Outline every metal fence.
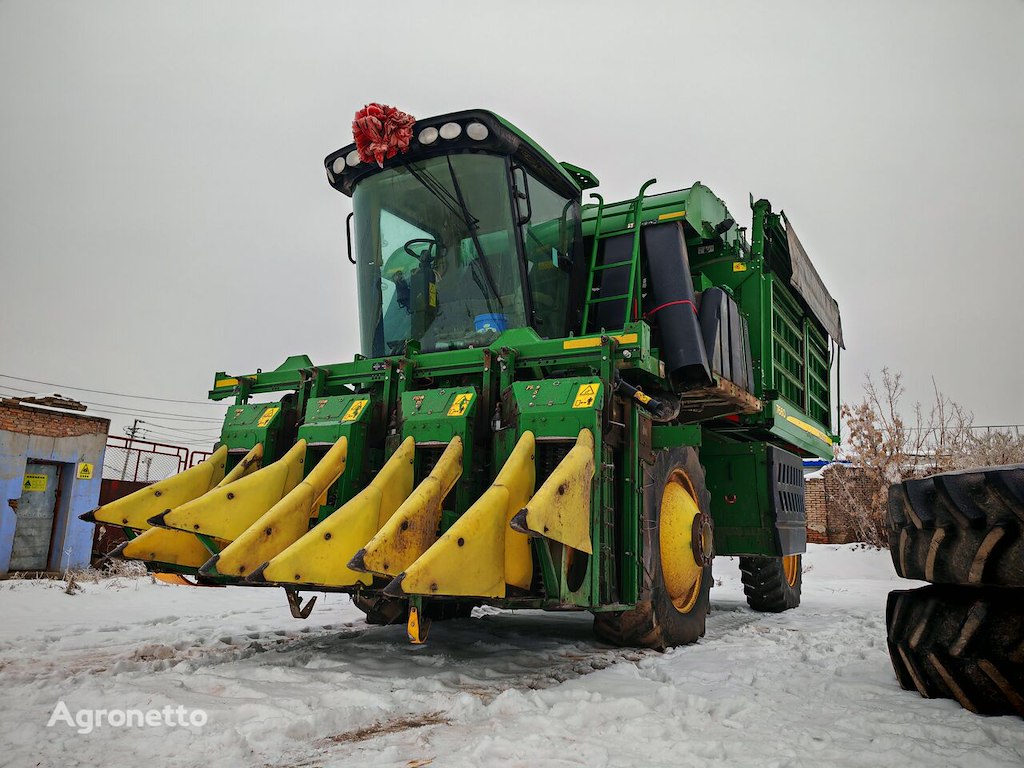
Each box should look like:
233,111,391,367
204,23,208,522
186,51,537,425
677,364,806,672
102,436,190,483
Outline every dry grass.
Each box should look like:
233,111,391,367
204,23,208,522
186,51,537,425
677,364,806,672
317,712,448,745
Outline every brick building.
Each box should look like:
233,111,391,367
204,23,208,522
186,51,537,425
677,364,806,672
805,463,874,544
0,397,109,574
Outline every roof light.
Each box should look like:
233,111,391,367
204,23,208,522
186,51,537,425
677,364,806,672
345,150,360,167
439,122,462,140
466,122,488,141
418,126,439,145
331,157,346,174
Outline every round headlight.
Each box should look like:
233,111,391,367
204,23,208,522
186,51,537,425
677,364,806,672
439,122,462,140
418,126,439,145
466,122,489,141
345,150,360,167
331,157,346,175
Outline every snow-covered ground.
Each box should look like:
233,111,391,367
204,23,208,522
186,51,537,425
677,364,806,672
1,545,1021,768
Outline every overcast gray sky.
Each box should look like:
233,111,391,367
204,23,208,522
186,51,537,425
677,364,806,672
1,0,1022,445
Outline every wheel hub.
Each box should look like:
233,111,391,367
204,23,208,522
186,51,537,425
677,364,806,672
659,471,706,614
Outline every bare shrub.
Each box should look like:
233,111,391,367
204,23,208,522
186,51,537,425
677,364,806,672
960,429,1024,468
837,369,974,546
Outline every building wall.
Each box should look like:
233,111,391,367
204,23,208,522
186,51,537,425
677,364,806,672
805,476,828,544
0,403,110,573
804,465,868,545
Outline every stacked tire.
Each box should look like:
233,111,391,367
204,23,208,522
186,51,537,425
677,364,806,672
886,465,1024,716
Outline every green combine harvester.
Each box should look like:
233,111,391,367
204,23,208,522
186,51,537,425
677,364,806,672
85,106,843,648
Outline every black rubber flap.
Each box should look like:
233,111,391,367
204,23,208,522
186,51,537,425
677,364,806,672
642,222,711,386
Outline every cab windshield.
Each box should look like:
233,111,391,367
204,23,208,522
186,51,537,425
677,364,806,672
353,153,527,356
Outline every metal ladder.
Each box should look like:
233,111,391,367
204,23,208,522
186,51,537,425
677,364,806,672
580,178,657,334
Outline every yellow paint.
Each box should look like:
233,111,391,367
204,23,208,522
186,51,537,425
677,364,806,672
22,474,47,492
783,554,801,587
256,406,280,428
89,445,228,530
407,605,428,644
562,332,638,351
517,429,594,554
259,437,415,587
214,436,348,578
572,382,601,409
785,415,834,446
76,463,94,480
447,392,474,417
158,440,306,540
634,390,652,405
657,210,686,221
659,471,703,613
732,262,748,272
121,527,222,569
342,398,369,423
774,403,833,445
215,378,239,388
396,431,535,598
217,443,263,487
357,437,463,577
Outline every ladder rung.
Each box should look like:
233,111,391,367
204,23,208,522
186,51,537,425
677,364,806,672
586,294,630,305
595,228,636,239
593,259,634,272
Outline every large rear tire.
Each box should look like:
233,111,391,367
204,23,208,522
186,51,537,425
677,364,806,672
886,584,1024,716
887,465,1024,586
594,446,713,651
739,555,802,612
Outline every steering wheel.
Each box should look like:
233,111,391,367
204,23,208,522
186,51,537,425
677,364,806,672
404,238,438,263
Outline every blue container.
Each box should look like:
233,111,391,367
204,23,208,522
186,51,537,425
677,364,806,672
474,313,508,333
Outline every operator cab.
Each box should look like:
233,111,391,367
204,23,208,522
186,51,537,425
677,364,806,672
327,110,594,357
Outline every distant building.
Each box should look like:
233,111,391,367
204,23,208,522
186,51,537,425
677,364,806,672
0,396,109,574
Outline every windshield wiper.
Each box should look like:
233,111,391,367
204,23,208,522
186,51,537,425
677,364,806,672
446,157,503,309
403,161,465,222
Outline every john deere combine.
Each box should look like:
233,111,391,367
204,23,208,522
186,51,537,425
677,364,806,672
85,106,843,648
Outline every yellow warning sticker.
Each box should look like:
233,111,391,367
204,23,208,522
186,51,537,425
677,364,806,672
257,406,280,427
22,474,48,492
572,383,600,409
342,399,370,423
447,393,475,417
77,463,94,480
732,262,748,272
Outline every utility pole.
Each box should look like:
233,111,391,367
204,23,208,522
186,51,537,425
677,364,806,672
120,418,141,481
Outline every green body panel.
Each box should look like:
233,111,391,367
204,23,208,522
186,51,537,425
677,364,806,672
509,377,604,606
400,386,479,519
219,403,288,459
297,393,374,523
652,424,701,450
700,433,802,558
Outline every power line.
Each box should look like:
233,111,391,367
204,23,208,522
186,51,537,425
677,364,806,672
0,373,223,406
0,387,224,423
138,420,221,437
137,430,217,447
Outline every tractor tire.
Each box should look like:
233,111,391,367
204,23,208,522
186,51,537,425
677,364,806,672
593,446,713,651
739,555,802,612
886,584,1024,716
887,465,1024,586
